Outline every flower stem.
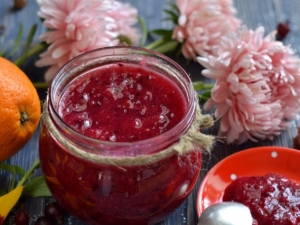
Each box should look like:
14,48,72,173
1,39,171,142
17,159,40,187
138,15,148,47
193,81,214,92
33,82,49,89
13,43,46,67
144,39,165,50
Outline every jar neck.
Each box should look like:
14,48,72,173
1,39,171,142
47,46,196,157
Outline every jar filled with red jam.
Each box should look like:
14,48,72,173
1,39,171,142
39,46,207,225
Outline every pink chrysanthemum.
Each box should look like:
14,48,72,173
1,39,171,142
35,0,140,81
172,0,241,60
198,26,300,144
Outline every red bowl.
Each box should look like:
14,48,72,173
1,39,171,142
196,146,300,217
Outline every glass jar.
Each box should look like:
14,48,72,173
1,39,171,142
39,46,202,225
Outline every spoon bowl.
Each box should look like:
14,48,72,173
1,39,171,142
197,202,253,225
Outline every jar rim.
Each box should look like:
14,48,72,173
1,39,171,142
48,46,196,156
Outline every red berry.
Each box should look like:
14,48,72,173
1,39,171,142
14,211,30,225
44,202,65,224
294,127,300,149
13,0,27,10
34,216,55,225
276,21,290,40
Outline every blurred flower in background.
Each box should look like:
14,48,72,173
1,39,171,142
198,26,300,144
147,0,241,60
172,0,241,59
35,0,140,81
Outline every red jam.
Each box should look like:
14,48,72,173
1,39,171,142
39,62,201,225
223,173,300,225
58,63,187,142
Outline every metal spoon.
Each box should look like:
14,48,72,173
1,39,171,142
197,202,253,225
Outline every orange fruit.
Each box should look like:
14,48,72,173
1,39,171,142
0,57,41,162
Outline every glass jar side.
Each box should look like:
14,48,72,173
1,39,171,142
39,46,202,225
39,125,202,224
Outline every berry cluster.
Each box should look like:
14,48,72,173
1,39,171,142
14,202,65,225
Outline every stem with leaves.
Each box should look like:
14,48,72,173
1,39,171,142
14,43,47,67
16,159,40,187
193,81,213,101
1,23,49,89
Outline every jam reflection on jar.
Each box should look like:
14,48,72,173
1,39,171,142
39,46,204,225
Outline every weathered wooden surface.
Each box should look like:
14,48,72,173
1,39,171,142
1,1,300,224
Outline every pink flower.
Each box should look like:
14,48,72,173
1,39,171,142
35,0,140,81
172,0,241,60
198,26,300,144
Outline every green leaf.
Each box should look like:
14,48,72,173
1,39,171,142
145,38,166,50
118,35,132,46
198,91,211,101
152,40,179,54
164,9,179,24
168,2,180,15
32,82,49,89
0,164,25,191
149,29,173,39
23,24,37,56
14,24,37,66
0,164,25,177
10,23,23,57
0,50,7,57
193,81,214,92
23,176,52,198
14,42,47,66
138,15,148,47
17,159,40,187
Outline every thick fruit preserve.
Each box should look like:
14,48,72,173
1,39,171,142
39,47,203,225
58,63,186,142
223,173,300,225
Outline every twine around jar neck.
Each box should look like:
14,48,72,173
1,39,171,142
42,93,215,167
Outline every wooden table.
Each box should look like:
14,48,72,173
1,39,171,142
1,1,300,224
